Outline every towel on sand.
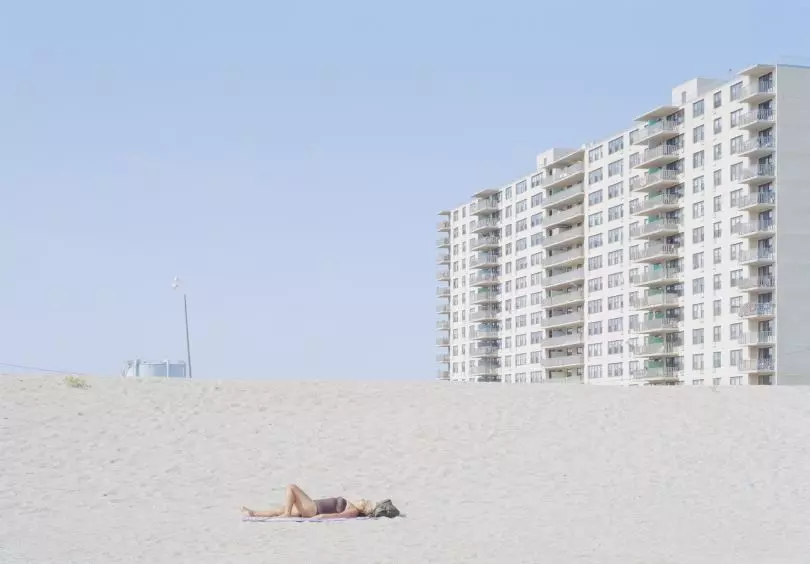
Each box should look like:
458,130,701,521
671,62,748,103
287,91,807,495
243,516,372,523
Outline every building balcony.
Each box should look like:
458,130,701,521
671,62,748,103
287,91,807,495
436,236,450,248
636,343,683,357
629,169,684,192
470,364,501,377
541,162,585,191
542,183,585,210
471,198,500,215
541,247,584,269
436,320,450,330
635,121,682,145
470,253,500,269
633,292,682,311
436,304,451,314
630,244,681,263
470,345,500,358
540,311,584,330
544,203,585,230
471,236,500,251
544,354,584,369
731,220,775,239
740,164,775,184
436,336,450,346
541,289,585,309
542,332,585,349
471,218,501,234
630,367,683,383
436,353,450,363
738,137,776,158
437,270,451,281
469,270,500,286
736,192,775,212
737,331,776,346
471,289,500,305
631,268,683,287
738,359,775,374
437,253,450,265
437,287,451,298
738,249,774,266
739,302,775,320
633,317,682,334
470,327,499,340
631,194,683,216
739,81,775,104
544,268,585,290
630,219,683,240
737,109,775,131
470,309,500,322
634,145,683,169
436,370,450,380
543,226,585,249
738,276,776,293
437,220,451,232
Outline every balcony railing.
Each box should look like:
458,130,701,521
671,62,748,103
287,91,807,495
636,343,683,356
741,164,775,181
633,292,681,309
542,333,584,348
469,271,500,285
472,218,501,232
631,244,681,261
739,137,776,155
630,169,683,190
738,249,774,264
637,121,681,143
472,198,499,214
436,236,450,247
738,276,776,291
545,268,585,286
631,367,683,381
437,253,450,264
472,290,500,304
541,289,585,308
738,358,775,372
437,270,451,280
436,370,450,380
631,268,683,285
738,108,775,128
543,226,585,247
630,219,683,238
436,304,450,314
470,327,499,340
731,221,775,237
470,364,501,376
437,220,451,230
543,183,584,208
631,194,683,214
740,81,774,100
541,247,584,268
638,145,683,166
737,331,776,346
436,353,450,362
545,204,585,227
437,287,451,298
469,253,500,268
544,354,584,368
470,345,500,357
636,317,681,332
436,336,450,346
471,236,500,251
436,320,450,330
541,162,585,188
540,311,584,329
470,309,500,322
739,302,775,318
736,192,775,210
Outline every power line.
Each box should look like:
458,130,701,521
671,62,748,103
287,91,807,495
0,362,92,376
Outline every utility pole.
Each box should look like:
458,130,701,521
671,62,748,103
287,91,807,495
172,277,193,379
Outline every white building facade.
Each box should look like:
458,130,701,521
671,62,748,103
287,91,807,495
436,63,810,386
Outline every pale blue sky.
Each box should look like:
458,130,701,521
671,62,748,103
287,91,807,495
0,0,804,379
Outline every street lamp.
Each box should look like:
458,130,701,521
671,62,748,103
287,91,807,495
172,276,193,379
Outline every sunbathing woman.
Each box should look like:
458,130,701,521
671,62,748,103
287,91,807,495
242,483,375,519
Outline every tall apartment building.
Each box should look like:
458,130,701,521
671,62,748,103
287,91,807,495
436,63,810,386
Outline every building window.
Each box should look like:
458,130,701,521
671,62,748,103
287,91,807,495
729,82,743,101
588,146,603,163
693,99,704,117
713,91,722,108
693,125,704,143
588,189,603,206
608,160,623,177
713,117,722,134
693,151,704,169
608,136,624,155
588,168,604,184
608,182,623,199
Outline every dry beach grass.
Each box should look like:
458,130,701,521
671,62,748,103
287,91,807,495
2,375,810,563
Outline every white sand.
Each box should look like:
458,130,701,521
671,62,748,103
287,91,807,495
2,376,810,563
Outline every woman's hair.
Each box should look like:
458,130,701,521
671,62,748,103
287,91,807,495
357,499,375,516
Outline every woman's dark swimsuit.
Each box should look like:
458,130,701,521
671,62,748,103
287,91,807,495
314,497,348,515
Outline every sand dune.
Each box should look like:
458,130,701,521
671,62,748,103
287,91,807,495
2,375,810,563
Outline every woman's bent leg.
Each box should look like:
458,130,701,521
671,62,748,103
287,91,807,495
282,484,318,518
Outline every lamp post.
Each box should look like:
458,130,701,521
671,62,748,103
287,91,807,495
172,276,193,379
